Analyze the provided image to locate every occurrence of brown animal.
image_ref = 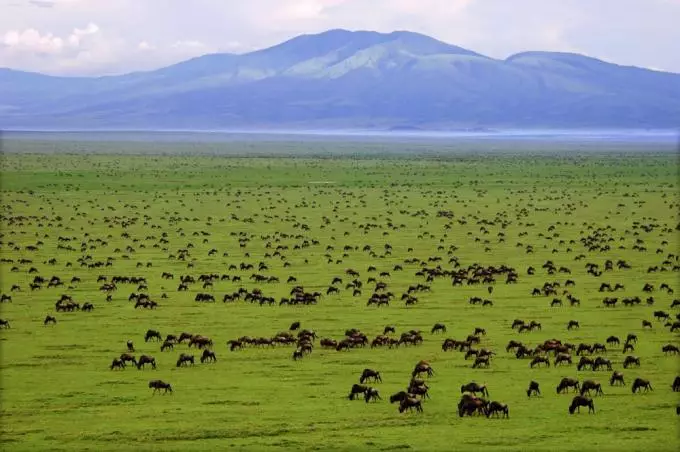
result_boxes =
[149,380,172,394]
[348,384,369,400]
[399,397,423,413]
[110,358,125,370]
[623,356,640,368]
[200,350,216,363]
[580,380,604,396]
[360,368,382,384]
[527,381,540,397]
[632,378,653,393]
[569,395,595,414]
[486,401,509,418]
[557,377,580,394]
[610,371,625,386]
[137,355,156,369]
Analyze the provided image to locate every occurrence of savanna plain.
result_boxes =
[0,138,679,452]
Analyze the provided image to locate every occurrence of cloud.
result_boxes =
[1,0,678,75]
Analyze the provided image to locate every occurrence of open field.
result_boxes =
[1,140,679,451]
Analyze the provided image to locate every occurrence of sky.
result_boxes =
[1,0,679,76]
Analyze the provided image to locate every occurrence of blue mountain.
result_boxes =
[1,29,679,129]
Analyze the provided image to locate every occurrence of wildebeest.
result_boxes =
[145,329,162,342]
[610,371,625,386]
[530,356,550,368]
[567,320,579,330]
[557,377,580,394]
[631,378,653,393]
[431,323,447,334]
[486,401,509,418]
[289,321,300,331]
[359,368,382,384]
[176,353,195,367]
[662,344,679,355]
[412,361,434,378]
[348,384,369,400]
[200,350,216,363]
[623,356,640,368]
[580,380,604,396]
[137,355,156,369]
[606,336,620,346]
[44,315,57,325]
[0,319,10,328]
[149,380,172,394]
[569,395,595,414]
[472,355,490,368]
[364,387,381,403]
[110,358,125,370]
[461,382,489,397]
[527,381,540,397]
[399,397,423,413]
[593,357,613,371]
[672,376,680,392]
[554,353,572,366]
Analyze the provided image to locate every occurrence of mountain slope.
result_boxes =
[1,30,679,129]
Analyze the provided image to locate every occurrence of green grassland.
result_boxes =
[0,141,679,452]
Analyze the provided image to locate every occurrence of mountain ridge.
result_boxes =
[1,29,679,129]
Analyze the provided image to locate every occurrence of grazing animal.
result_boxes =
[399,397,423,413]
[486,401,509,418]
[0,319,10,329]
[359,368,382,384]
[580,380,604,396]
[110,358,125,370]
[145,329,162,342]
[390,391,410,404]
[527,381,540,397]
[364,388,381,403]
[671,376,680,392]
[472,355,490,368]
[567,320,579,330]
[610,371,625,386]
[461,382,489,397]
[149,380,172,394]
[662,344,679,355]
[431,323,447,334]
[569,396,595,414]
[200,350,217,363]
[289,321,300,331]
[631,378,653,393]
[412,362,434,378]
[176,353,195,367]
[137,355,156,369]
[44,315,57,325]
[623,356,640,368]
[557,377,580,394]
[348,384,369,400]
[126,340,134,352]
[554,353,572,366]
[530,356,550,368]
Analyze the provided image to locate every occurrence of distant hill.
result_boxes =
[1,29,679,130]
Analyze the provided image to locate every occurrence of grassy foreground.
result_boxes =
[0,146,679,452]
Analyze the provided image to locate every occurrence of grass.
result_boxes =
[0,141,679,451]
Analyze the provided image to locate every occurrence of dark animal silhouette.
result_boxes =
[632,378,653,393]
[149,380,172,394]
[569,396,595,414]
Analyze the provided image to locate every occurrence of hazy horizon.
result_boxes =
[2,1,679,76]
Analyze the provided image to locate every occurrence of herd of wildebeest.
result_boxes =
[1,158,679,423]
